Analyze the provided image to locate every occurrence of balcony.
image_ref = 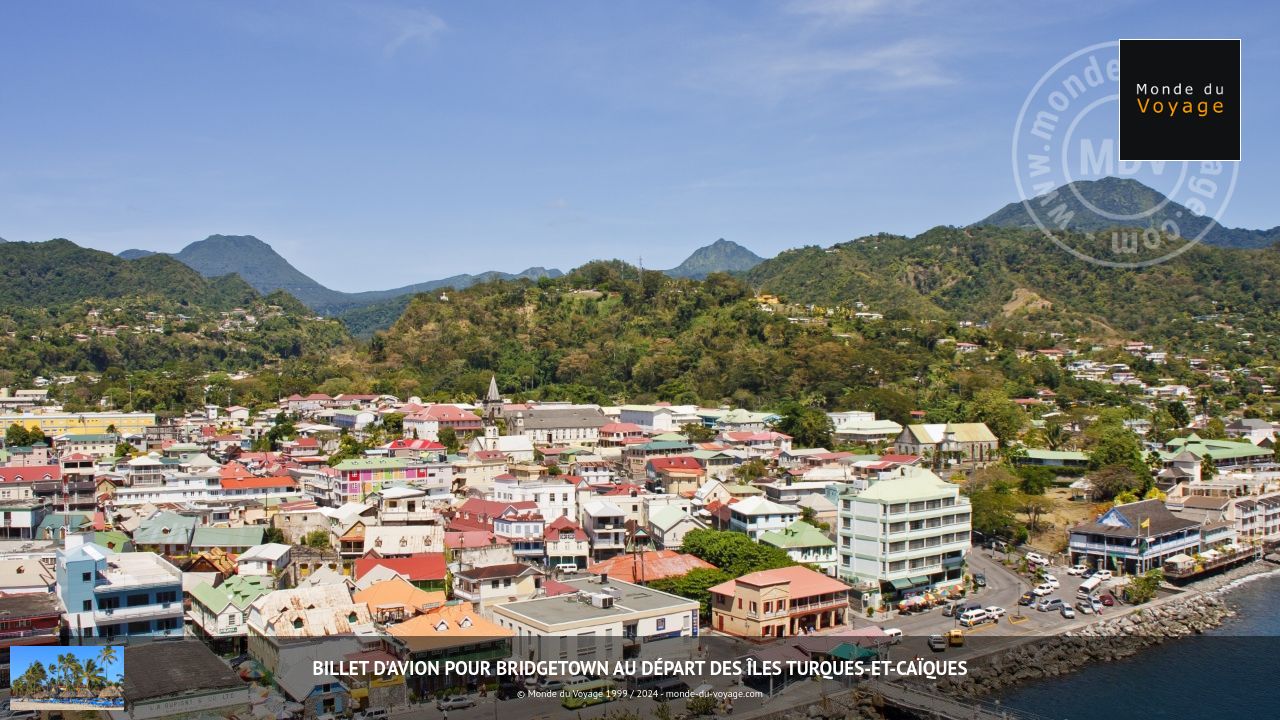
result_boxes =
[788,594,849,615]
[94,601,183,623]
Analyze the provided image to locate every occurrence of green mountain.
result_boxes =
[0,238,259,310]
[744,224,1280,340]
[126,234,564,316]
[117,248,157,260]
[976,177,1280,249]
[665,238,766,278]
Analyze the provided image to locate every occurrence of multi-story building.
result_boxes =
[451,563,543,610]
[188,574,274,650]
[54,433,119,458]
[727,496,800,541]
[331,457,440,503]
[490,475,577,520]
[837,466,971,605]
[708,566,850,639]
[543,517,590,570]
[491,576,699,662]
[510,407,608,446]
[0,411,155,437]
[1069,499,1203,575]
[760,520,838,576]
[581,500,627,561]
[0,592,62,684]
[56,535,184,640]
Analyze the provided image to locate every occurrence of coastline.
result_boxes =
[934,559,1280,700]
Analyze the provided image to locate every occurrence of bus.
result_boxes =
[1077,576,1102,597]
[561,679,618,709]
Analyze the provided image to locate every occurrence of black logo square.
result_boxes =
[1119,39,1240,161]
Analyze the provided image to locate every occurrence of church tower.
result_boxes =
[483,374,503,422]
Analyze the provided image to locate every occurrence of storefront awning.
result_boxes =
[889,577,914,590]
[909,575,930,586]
[943,556,965,568]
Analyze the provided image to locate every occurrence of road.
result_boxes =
[384,547,1148,720]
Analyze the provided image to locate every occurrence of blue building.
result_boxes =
[56,534,184,641]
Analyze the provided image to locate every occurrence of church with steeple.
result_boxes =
[483,374,503,422]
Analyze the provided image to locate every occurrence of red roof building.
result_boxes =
[353,553,448,589]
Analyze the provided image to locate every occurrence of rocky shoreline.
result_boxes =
[934,560,1279,700]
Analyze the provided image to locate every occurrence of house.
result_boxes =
[727,496,801,541]
[598,422,646,446]
[452,563,543,610]
[581,500,628,560]
[237,543,293,577]
[188,574,274,649]
[828,411,903,444]
[352,553,447,592]
[0,557,56,594]
[585,549,715,584]
[795,493,838,530]
[352,577,445,622]
[332,409,377,432]
[894,423,999,466]
[760,521,838,576]
[543,516,590,570]
[490,474,577,521]
[245,584,376,675]
[387,603,513,696]
[1013,449,1090,469]
[1161,434,1273,472]
[0,592,62,671]
[122,641,251,720]
[647,505,708,550]
[715,409,777,432]
[836,466,970,607]
[708,566,851,639]
[54,433,119,458]
[132,510,198,555]
[191,526,266,554]
[361,526,444,557]
[645,456,706,495]
[1224,418,1277,445]
[422,404,484,435]
[509,407,608,446]
[1069,499,1202,574]
[491,576,699,662]
[56,535,184,641]
[468,425,535,462]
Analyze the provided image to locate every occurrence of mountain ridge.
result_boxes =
[664,238,765,278]
[975,177,1280,249]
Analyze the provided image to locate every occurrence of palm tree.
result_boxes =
[81,659,107,692]
[98,645,117,670]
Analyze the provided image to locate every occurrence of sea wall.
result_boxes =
[935,592,1233,699]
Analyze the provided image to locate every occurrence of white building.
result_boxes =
[727,496,800,541]
[836,466,971,605]
[491,576,699,663]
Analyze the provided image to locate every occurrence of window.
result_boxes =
[656,618,666,631]
[83,600,92,611]
[82,572,91,582]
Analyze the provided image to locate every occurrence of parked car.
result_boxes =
[944,600,980,617]
[1025,552,1049,566]
[958,608,991,627]
[1082,567,1097,578]
[1091,598,1105,613]
[928,634,948,651]
[1060,605,1076,619]
[1076,599,1095,614]
[973,573,987,588]
[538,679,566,692]
[880,627,903,644]
[1036,597,1064,612]
[1067,564,1088,576]
[1033,583,1054,596]
[1018,591,1036,606]
[1099,592,1116,606]
[985,605,1007,618]
[437,696,476,711]
[353,709,388,720]
[1042,573,1060,589]
[1094,570,1113,581]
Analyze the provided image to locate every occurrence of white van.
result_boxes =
[958,608,991,627]
[880,627,903,644]
[1077,576,1102,597]
[355,709,389,720]
[555,563,580,574]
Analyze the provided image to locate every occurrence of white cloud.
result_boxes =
[785,0,925,22]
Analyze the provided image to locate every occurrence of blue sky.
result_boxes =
[1,0,1276,290]
[10,645,124,683]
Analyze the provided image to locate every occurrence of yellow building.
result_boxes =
[0,411,155,436]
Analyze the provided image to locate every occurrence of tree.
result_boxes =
[302,530,331,549]
[1015,466,1054,495]
[1088,464,1143,502]
[438,426,460,454]
[1087,424,1148,476]
[382,412,405,436]
[1044,420,1070,450]
[327,433,367,465]
[1124,568,1163,604]
[967,389,1025,447]
[4,423,45,447]
[114,441,136,458]
[680,423,717,443]
[774,401,833,449]
[964,469,1021,539]
[680,529,793,576]
[732,458,768,484]
[648,568,734,616]
[1164,400,1190,428]
[263,526,286,544]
